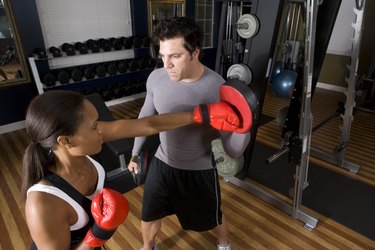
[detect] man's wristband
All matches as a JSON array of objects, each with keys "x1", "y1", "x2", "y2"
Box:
[{"x1": 130, "y1": 155, "x2": 139, "y2": 163}]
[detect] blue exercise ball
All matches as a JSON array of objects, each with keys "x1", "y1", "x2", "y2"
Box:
[
  {"x1": 271, "y1": 61, "x2": 282, "y2": 82},
  {"x1": 272, "y1": 69, "x2": 297, "y2": 99}
]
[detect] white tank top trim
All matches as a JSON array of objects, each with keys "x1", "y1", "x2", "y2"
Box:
[{"x1": 27, "y1": 156, "x2": 106, "y2": 230}]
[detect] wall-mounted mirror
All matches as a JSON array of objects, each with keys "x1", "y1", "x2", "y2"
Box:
[
  {"x1": 147, "y1": 0, "x2": 186, "y2": 36},
  {"x1": 0, "y1": 0, "x2": 29, "y2": 87}
]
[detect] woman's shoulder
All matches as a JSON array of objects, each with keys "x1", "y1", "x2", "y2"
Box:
[
  {"x1": 25, "y1": 188, "x2": 73, "y2": 248},
  {"x1": 26, "y1": 184, "x2": 68, "y2": 207},
  {"x1": 26, "y1": 186, "x2": 71, "y2": 221}
]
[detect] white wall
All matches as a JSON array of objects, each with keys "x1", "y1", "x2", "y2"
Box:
[{"x1": 327, "y1": 0, "x2": 356, "y2": 56}]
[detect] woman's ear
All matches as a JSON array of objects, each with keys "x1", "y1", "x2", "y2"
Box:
[{"x1": 57, "y1": 136, "x2": 71, "y2": 148}]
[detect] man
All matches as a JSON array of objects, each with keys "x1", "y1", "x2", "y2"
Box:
[{"x1": 128, "y1": 17, "x2": 250, "y2": 250}]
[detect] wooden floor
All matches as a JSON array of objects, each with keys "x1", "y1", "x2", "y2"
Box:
[{"x1": 1, "y1": 87, "x2": 375, "y2": 249}]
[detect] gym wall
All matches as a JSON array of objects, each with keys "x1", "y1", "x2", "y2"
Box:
[
  {"x1": 0, "y1": 0, "x2": 159, "y2": 127},
  {"x1": 0, "y1": 0, "x2": 198, "y2": 128},
  {"x1": 319, "y1": 0, "x2": 375, "y2": 88},
  {"x1": 1, "y1": 1, "x2": 373, "y2": 127}
]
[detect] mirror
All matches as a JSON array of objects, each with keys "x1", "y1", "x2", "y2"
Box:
[
  {"x1": 147, "y1": 0, "x2": 186, "y2": 36},
  {"x1": 0, "y1": 0, "x2": 29, "y2": 87}
]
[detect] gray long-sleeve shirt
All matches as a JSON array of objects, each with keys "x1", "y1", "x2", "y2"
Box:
[{"x1": 132, "y1": 66, "x2": 250, "y2": 170}]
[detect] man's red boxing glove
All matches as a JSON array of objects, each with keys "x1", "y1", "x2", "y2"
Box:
[
  {"x1": 193, "y1": 102, "x2": 240, "y2": 131},
  {"x1": 84, "y1": 188, "x2": 129, "y2": 247}
]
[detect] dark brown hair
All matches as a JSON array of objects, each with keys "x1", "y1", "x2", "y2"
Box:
[
  {"x1": 21, "y1": 90, "x2": 85, "y2": 198},
  {"x1": 153, "y1": 16, "x2": 203, "y2": 57}
]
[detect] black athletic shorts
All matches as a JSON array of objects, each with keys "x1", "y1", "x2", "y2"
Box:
[{"x1": 141, "y1": 157, "x2": 222, "y2": 232}]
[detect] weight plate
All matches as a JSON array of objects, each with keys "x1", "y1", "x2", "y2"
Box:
[
  {"x1": 227, "y1": 63, "x2": 252, "y2": 85},
  {"x1": 237, "y1": 14, "x2": 259, "y2": 39},
  {"x1": 212, "y1": 138, "x2": 244, "y2": 177}
]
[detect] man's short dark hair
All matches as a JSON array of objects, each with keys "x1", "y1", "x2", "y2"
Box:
[{"x1": 153, "y1": 16, "x2": 203, "y2": 55}]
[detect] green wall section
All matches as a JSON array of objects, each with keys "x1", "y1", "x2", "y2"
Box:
[
  {"x1": 319, "y1": 54, "x2": 350, "y2": 87},
  {"x1": 319, "y1": 0, "x2": 375, "y2": 88}
]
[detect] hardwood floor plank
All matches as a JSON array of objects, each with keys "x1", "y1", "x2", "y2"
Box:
[
  {"x1": 0, "y1": 197, "x2": 14, "y2": 250},
  {"x1": 1, "y1": 88, "x2": 375, "y2": 249},
  {"x1": 0, "y1": 187, "x2": 27, "y2": 250}
]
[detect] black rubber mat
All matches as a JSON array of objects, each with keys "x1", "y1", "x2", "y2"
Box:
[
  {"x1": 258, "y1": 114, "x2": 274, "y2": 126},
  {"x1": 248, "y1": 141, "x2": 375, "y2": 241}
]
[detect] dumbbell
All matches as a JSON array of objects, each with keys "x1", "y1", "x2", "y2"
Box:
[
  {"x1": 119, "y1": 36, "x2": 126, "y2": 44},
  {"x1": 127, "y1": 80, "x2": 138, "y2": 94},
  {"x1": 33, "y1": 48, "x2": 48, "y2": 59},
  {"x1": 82, "y1": 66, "x2": 95, "y2": 80},
  {"x1": 86, "y1": 39, "x2": 100, "y2": 53},
  {"x1": 123, "y1": 37, "x2": 133, "y2": 49},
  {"x1": 70, "y1": 67, "x2": 83, "y2": 82},
  {"x1": 106, "y1": 62, "x2": 118, "y2": 76},
  {"x1": 101, "y1": 86, "x2": 115, "y2": 101},
  {"x1": 49, "y1": 47, "x2": 62, "y2": 57},
  {"x1": 42, "y1": 72, "x2": 56, "y2": 87},
  {"x1": 113, "y1": 84, "x2": 125, "y2": 98},
  {"x1": 138, "y1": 58, "x2": 149, "y2": 70},
  {"x1": 57, "y1": 70, "x2": 70, "y2": 84},
  {"x1": 95, "y1": 64, "x2": 107, "y2": 77},
  {"x1": 144, "y1": 57, "x2": 157, "y2": 69},
  {"x1": 75, "y1": 42, "x2": 88, "y2": 54},
  {"x1": 117, "y1": 60, "x2": 128, "y2": 73},
  {"x1": 128, "y1": 59, "x2": 139, "y2": 72},
  {"x1": 123, "y1": 81, "x2": 134, "y2": 96},
  {"x1": 135, "y1": 80, "x2": 146, "y2": 93},
  {"x1": 98, "y1": 38, "x2": 111, "y2": 51},
  {"x1": 119, "y1": 81, "x2": 131, "y2": 96},
  {"x1": 96, "y1": 86, "x2": 105, "y2": 96},
  {"x1": 110, "y1": 37, "x2": 123, "y2": 50},
  {"x1": 62, "y1": 43, "x2": 75, "y2": 56}
]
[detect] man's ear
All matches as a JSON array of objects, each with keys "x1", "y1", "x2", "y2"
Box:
[
  {"x1": 57, "y1": 136, "x2": 71, "y2": 148},
  {"x1": 193, "y1": 48, "x2": 200, "y2": 58}
]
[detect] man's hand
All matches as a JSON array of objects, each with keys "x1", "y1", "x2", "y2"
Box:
[{"x1": 128, "y1": 155, "x2": 140, "y2": 174}]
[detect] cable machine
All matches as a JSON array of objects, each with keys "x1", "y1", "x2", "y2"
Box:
[
  {"x1": 216, "y1": 0, "x2": 320, "y2": 229},
  {"x1": 215, "y1": 0, "x2": 367, "y2": 230}
]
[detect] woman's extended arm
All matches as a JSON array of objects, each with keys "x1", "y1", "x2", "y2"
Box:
[{"x1": 99, "y1": 111, "x2": 194, "y2": 142}]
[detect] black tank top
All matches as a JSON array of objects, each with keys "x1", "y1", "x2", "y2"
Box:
[{"x1": 29, "y1": 171, "x2": 100, "y2": 249}]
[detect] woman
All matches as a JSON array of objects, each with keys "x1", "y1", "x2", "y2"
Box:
[{"x1": 22, "y1": 90, "x2": 239, "y2": 249}]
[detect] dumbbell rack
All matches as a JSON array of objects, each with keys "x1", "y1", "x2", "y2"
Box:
[
  {"x1": 30, "y1": 57, "x2": 146, "y2": 106},
  {"x1": 29, "y1": 45, "x2": 154, "y2": 105}
]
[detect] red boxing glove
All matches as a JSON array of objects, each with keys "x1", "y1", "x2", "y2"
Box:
[
  {"x1": 193, "y1": 102, "x2": 240, "y2": 131},
  {"x1": 84, "y1": 188, "x2": 129, "y2": 247}
]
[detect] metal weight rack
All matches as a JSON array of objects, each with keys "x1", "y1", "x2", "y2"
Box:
[{"x1": 216, "y1": 0, "x2": 320, "y2": 230}]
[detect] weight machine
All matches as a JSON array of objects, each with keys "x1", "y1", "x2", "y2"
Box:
[
  {"x1": 215, "y1": 0, "x2": 321, "y2": 230},
  {"x1": 217, "y1": 0, "x2": 366, "y2": 229},
  {"x1": 308, "y1": 0, "x2": 366, "y2": 174},
  {"x1": 270, "y1": 0, "x2": 364, "y2": 197}
]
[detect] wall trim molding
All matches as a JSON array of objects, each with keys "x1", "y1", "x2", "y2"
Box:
[
  {"x1": 0, "y1": 120, "x2": 26, "y2": 134},
  {"x1": 316, "y1": 82, "x2": 346, "y2": 93},
  {"x1": 0, "y1": 92, "x2": 147, "y2": 134}
]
